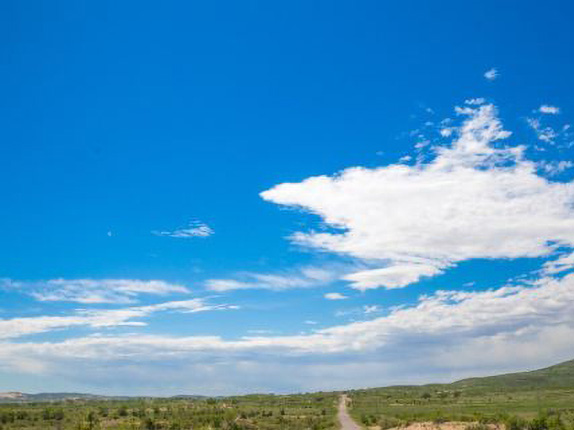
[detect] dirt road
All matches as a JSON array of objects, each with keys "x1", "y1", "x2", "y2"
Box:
[{"x1": 338, "y1": 394, "x2": 361, "y2": 430}]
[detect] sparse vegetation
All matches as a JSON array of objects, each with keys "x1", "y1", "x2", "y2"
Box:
[
  {"x1": 347, "y1": 360, "x2": 574, "y2": 430},
  {"x1": 0, "y1": 393, "x2": 337, "y2": 429}
]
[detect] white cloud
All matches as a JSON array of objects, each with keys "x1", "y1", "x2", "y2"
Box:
[
  {"x1": 542, "y1": 252, "x2": 574, "y2": 275},
  {"x1": 484, "y1": 68, "x2": 498, "y2": 81},
  {"x1": 247, "y1": 329, "x2": 275, "y2": 334},
  {"x1": 153, "y1": 221, "x2": 214, "y2": 238},
  {"x1": 324, "y1": 292, "x2": 348, "y2": 300},
  {"x1": 261, "y1": 104, "x2": 574, "y2": 290},
  {"x1": 343, "y1": 263, "x2": 444, "y2": 290},
  {"x1": 527, "y1": 117, "x2": 558, "y2": 143},
  {"x1": 2, "y1": 279, "x2": 189, "y2": 304},
  {"x1": 363, "y1": 305, "x2": 380, "y2": 314},
  {"x1": 465, "y1": 98, "x2": 486, "y2": 105},
  {"x1": 206, "y1": 265, "x2": 344, "y2": 292},
  {"x1": 526, "y1": 113, "x2": 573, "y2": 149},
  {"x1": 0, "y1": 298, "x2": 237, "y2": 340},
  {"x1": 439, "y1": 128, "x2": 453, "y2": 137},
  {"x1": 539, "y1": 105, "x2": 561, "y2": 115},
  {"x1": 537, "y1": 160, "x2": 573, "y2": 176},
  {"x1": 2, "y1": 274, "x2": 574, "y2": 393}
]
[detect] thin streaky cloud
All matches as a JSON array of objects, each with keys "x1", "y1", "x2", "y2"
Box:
[
  {"x1": 206, "y1": 265, "x2": 347, "y2": 292},
  {"x1": 324, "y1": 292, "x2": 348, "y2": 300},
  {"x1": 1, "y1": 278, "x2": 189, "y2": 304},
  {"x1": 363, "y1": 305, "x2": 380, "y2": 314},
  {"x1": 0, "y1": 298, "x2": 238, "y2": 341},
  {"x1": 153, "y1": 221, "x2": 214, "y2": 238},
  {"x1": 539, "y1": 105, "x2": 561, "y2": 115}
]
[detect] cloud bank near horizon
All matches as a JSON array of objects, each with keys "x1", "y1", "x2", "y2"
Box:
[{"x1": 2, "y1": 272, "x2": 574, "y2": 394}]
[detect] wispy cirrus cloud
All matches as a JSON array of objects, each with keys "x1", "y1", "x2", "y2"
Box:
[
  {"x1": 324, "y1": 292, "x2": 348, "y2": 300},
  {"x1": 152, "y1": 221, "x2": 214, "y2": 238},
  {"x1": 542, "y1": 251, "x2": 574, "y2": 275},
  {"x1": 527, "y1": 117, "x2": 558, "y2": 143},
  {"x1": 537, "y1": 160, "x2": 573, "y2": 176},
  {"x1": 2, "y1": 279, "x2": 190, "y2": 304},
  {"x1": 206, "y1": 265, "x2": 345, "y2": 292},
  {"x1": 0, "y1": 298, "x2": 238, "y2": 341},
  {"x1": 526, "y1": 107, "x2": 572, "y2": 148},
  {"x1": 363, "y1": 305, "x2": 380, "y2": 314}
]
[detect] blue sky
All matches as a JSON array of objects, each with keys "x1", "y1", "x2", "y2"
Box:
[{"x1": 1, "y1": 0, "x2": 574, "y2": 395}]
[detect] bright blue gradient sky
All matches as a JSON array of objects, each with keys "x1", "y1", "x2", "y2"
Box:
[{"x1": 1, "y1": 1, "x2": 574, "y2": 395}]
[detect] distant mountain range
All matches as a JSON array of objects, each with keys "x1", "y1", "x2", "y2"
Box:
[
  {"x1": 0, "y1": 391, "x2": 212, "y2": 403},
  {"x1": 2, "y1": 359, "x2": 574, "y2": 403},
  {"x1": 0, "y1": 392, "x2": 131, "y2": 403}
]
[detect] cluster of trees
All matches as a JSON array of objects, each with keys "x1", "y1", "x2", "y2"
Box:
[{"x1": 504, "y1": 411, "x2": 571, "y2": 430}]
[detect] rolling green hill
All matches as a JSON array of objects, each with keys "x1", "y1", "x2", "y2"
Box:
[
  {"x1": 352, "y1": 358, "x2": 574, "y2": 395},
  {"x1": 452, "y1": 359, "x2": 574, "y2": 391}
]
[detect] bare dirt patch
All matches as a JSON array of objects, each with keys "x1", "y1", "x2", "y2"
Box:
[{"x1": 370, "y1": 422, "x2": 503, "y2": 430}]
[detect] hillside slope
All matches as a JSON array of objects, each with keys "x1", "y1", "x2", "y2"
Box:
[{"x1": 451, "y1": 359, "x2": 574, "y2": 391}]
